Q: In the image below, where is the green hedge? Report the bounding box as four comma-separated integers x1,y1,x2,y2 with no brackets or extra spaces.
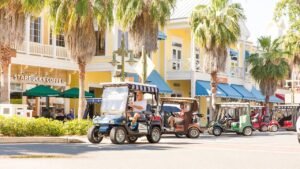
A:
0,116,93,136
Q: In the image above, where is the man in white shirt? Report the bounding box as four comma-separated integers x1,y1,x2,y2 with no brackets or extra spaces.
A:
129,91,147,126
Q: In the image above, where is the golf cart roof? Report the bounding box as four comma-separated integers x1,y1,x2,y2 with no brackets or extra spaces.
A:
274,104,300,108
217,102,250,108
100,82,159,93
160,97,197,104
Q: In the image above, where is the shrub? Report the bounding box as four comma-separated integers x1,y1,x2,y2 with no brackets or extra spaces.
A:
63,120,93,135
0,116,91,136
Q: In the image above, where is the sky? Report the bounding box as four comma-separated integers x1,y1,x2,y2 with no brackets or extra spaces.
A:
233,0,282,44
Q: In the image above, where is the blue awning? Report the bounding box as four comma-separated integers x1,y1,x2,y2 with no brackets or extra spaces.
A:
146,70,172,94
251,87,265,102
231,84,256,100
251,87,283,103
218,83,243,99
158,31,167,40
196,80,226,97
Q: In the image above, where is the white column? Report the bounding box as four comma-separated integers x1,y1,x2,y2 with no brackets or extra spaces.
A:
52,29,57,58
113,25,119,51
25,16,30,54
164,27,167,81
190,33,195,71
190,33,196,97
242,40,246,80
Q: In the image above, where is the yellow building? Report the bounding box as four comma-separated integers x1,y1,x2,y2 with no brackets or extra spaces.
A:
2,1,283,126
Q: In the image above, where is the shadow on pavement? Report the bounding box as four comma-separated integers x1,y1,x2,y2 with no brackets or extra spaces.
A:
0,142,180,156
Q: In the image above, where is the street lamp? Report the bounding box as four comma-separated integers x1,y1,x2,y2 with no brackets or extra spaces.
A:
109,32,137,82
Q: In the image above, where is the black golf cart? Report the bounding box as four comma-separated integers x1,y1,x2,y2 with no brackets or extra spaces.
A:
87,82,162,144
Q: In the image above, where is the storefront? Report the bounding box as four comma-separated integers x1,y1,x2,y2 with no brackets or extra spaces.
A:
10,64,73,117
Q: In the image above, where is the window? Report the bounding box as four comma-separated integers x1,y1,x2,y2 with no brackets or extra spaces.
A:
95,30,106,56
171,42,182,70
49,29,65,47
195,47,201,72
30,17,41,43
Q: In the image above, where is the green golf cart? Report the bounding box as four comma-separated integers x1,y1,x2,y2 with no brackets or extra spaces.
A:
208,102,253,136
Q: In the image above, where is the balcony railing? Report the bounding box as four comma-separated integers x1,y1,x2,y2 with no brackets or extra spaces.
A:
167,59,204,72
13,41,69,60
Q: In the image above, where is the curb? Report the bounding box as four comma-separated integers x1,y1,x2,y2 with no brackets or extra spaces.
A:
0,137,86,144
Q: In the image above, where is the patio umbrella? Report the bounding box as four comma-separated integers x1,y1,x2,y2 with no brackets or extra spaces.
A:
60,87,94,98
23,85,61,116
23,85,60,97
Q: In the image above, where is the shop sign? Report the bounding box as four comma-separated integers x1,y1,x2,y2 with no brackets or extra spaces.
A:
12,74,64,85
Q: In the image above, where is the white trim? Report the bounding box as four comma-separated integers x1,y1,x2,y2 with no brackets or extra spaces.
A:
86,62,114,72
12,53,77,70
190,33,195,71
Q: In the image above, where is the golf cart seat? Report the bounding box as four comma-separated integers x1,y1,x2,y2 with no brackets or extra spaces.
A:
137,104,152,122
231,122,239,128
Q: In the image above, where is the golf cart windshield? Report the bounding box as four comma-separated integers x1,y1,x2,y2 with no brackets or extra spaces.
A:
101,86,128,115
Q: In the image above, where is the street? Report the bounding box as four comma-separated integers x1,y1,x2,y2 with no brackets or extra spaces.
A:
0,131,299,169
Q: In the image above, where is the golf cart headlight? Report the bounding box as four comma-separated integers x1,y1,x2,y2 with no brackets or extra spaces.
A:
109,120,115,124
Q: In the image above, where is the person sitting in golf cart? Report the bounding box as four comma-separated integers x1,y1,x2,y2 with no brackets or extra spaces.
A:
128,90,147,127
168,103,188,130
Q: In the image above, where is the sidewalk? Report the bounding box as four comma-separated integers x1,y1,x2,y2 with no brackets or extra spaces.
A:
0,136,88,144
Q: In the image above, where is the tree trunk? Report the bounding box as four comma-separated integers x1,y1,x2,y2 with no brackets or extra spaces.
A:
0,61,10,103
265,95,270,116
210,71,218,121
0,47,15,103
78,63,86,120
143,49,147,83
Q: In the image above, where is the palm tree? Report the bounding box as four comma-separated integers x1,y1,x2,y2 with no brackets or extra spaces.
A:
190,0,245,118
0,0,44,103
248,36,289,112
115,0,176,82
47,0,113,119
282,31,300,79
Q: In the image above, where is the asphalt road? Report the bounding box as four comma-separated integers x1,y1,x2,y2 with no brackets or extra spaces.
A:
0,131,299,169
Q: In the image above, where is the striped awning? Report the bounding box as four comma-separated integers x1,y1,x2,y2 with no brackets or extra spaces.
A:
128,83,159,93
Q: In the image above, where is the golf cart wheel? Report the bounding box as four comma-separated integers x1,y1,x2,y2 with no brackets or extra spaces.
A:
147,127,161,143
110,127,127,144
126,136,138,144
87,126,103,144
212,127,222,136
243,127,253,136
175,133,186,138
187,127,200,138
260,125,268,132
270,125,278,132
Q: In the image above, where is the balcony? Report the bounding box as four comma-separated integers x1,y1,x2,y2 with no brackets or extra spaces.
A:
14,42,69,60
166,58,249,83
12,42,77,70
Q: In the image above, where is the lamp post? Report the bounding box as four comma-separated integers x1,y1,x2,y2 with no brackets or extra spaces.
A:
110,33,137,82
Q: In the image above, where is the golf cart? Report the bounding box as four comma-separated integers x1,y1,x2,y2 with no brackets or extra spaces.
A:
160,97,203,138
250,106,270,132
83,98,102,119
208,102,253,136
269,104,300,132
87,82,162,144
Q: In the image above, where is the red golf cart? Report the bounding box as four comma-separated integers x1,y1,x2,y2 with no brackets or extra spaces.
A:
250,106,270,132
268,104,300,132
